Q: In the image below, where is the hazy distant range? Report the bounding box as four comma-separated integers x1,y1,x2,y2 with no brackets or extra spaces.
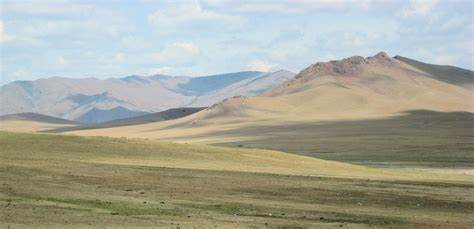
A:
0,70,294,123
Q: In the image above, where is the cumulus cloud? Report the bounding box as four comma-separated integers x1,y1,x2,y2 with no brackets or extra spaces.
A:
248,59,277,72
151,42,200,62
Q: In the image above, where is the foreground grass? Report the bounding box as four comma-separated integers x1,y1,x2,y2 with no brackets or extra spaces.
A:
1,131,474,228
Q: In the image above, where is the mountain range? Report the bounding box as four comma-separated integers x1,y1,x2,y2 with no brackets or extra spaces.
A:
0,70,294,123
61,52,473,142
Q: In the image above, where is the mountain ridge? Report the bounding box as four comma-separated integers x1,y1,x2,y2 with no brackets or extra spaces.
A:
0,112,76,125
0,70,295,122
65,52,474,142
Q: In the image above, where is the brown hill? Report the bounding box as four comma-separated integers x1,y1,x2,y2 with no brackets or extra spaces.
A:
68,52,473,144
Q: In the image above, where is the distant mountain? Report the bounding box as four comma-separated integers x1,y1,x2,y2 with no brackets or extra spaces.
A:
175,71,262,96
49,107,206,132
75,106,148,124
0,70,295,122
0,112,76,124
394,55,474,87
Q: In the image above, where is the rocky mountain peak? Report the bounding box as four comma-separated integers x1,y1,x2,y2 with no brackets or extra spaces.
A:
294,52,395,82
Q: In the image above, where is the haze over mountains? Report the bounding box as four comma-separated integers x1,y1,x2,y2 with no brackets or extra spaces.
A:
0,70,294,123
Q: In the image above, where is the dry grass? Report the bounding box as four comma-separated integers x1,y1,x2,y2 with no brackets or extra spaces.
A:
0,131,430,180
1,131,474,228
0,120,75,132
66,61,473,145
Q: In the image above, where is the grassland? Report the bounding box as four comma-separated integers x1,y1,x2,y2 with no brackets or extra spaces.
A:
1,131,474,228
207,110,474,168
0,120,76,132
69,110,474,169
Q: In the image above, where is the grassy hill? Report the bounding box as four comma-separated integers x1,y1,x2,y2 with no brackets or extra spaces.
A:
67,53,474,168
0,112,76,124
394,55,474,87
209,110,474,168
1,131,473,227
49,107,206,133
0,112,77,132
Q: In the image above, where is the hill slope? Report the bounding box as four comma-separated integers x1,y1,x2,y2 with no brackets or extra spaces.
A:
50,107,206,132
0,131,391,179
67,52,474,168
394,55,474,87
0,112,77,132
0,112,76,124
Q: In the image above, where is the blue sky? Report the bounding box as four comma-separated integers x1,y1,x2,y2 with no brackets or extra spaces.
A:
1,0,472,84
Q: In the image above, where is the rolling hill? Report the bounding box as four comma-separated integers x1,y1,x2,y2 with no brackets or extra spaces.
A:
3,131,473,228
0,70,294,123
0,112,77,132
50,107,206,132
0,112,76,124
67,52,474,167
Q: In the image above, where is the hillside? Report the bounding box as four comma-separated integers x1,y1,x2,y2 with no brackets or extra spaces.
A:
0,112,76,124
0,70,294,122
67,52,474,168
0,112,77,132
50,107,206,132
394,55,474,87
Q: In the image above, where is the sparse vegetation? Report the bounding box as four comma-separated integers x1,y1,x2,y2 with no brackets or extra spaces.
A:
209,110,474,168
1,131,473,227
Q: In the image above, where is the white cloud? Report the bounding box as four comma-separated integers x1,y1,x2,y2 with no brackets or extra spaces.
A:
248,59,277,72
151,42,200,62
399,0,439,17
148,1,243,30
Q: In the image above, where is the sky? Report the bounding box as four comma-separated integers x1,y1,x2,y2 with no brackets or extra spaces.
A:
0,0,473,84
